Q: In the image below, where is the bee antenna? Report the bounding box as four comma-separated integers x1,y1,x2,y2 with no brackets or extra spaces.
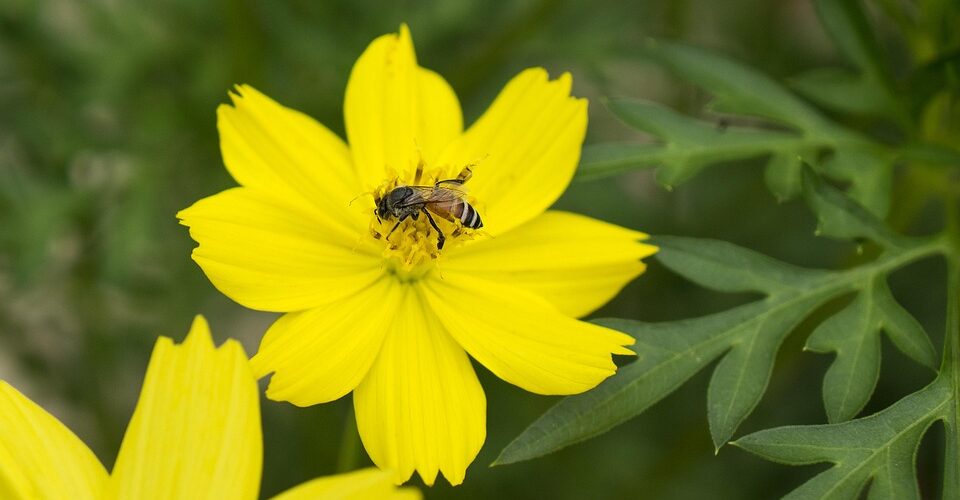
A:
348,190,377,207
468,153,490,167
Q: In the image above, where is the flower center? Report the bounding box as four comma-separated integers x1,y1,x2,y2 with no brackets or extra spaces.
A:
368,163,483,280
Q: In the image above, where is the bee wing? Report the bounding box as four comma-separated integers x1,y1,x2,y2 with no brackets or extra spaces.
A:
394,186,435,208
425,186,468,204
432,182,470,198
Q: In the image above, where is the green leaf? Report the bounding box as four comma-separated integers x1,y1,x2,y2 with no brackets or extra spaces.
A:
790,0,902,121
805,277,936,423
734,378,951,500
877,280,940,370
818,147,894,218
606,99,810,188
801,167,903,247
639,39,829,132
575,143,663,181
895,142,960,167
805,283,883,424
653,236,822,295
496,231,940,464
764,152,805,202
582,39,896,217
735,258,960,499
814,0,887,77
789,68,893,117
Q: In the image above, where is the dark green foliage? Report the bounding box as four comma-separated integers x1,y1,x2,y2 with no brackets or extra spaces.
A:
501,1,960,498
3,0,960,498
498,181,942,464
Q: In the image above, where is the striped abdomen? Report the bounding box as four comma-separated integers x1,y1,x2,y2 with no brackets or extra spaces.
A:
456,200,483,229
432,198,483,229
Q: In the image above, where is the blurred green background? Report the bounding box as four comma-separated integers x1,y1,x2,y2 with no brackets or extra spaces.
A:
0,0,948,498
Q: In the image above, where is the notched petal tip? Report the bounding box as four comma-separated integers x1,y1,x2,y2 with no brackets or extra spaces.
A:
436,67,588,234
611,336,637,356
353,290,485,489
556,70,573,93
110,316,260,499
423,275,632,396
398,22,412,44
226,83,256,103
184,314,214,346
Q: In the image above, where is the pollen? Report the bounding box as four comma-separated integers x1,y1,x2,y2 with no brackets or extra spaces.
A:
368,163,482,279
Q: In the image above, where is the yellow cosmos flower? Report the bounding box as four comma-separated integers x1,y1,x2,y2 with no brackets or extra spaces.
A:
178,25,657,485
0,316,417,500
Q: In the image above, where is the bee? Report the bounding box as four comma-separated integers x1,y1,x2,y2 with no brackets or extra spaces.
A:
375,165,483,250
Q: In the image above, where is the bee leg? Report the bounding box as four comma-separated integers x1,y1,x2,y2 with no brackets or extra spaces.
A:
386,219,403,239
421,208,446,249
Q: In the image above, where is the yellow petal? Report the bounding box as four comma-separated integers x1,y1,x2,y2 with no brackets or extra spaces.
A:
178,187,383,312
252,279,402,406
269,468,420,500
437,68,587,235
353,286,485,486
422,275,635,395
218,84,365,230
108,316,262,500
344,24,462,188
444,211,657,317
0,383,107,500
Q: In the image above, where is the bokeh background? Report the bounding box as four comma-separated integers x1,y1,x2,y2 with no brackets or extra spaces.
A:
0,0,947,498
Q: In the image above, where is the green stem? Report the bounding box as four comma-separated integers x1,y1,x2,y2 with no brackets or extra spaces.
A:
940,191,960,499
335,404,362,473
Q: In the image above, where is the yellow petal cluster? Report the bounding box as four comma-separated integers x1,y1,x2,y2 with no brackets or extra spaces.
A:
179,24,657,485
0,316,417,500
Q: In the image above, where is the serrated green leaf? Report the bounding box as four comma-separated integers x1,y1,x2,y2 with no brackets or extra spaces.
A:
819,147,894,218
805,275,937,423
639,39,829,132
706,308,810,450
802,167,903,247
492,309,755,466
496,230,941,464
796,0,902,121
735,260,960,500
789,68,893,117
653,236,823,294
873,280,938,369
575,143,664,180
805,280,884,423
606,99,810,187
590,39,896,220
734,378,951,500
814,0,887,78
765,152,804,202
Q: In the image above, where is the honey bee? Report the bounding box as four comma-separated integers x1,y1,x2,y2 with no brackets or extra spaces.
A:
375,165,483,250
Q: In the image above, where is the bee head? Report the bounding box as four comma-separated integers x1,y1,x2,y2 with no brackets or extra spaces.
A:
376,187,414,221
374,195,388,222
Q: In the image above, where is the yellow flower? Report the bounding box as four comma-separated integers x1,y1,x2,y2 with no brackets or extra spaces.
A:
0,316,417,500
178,25,657,486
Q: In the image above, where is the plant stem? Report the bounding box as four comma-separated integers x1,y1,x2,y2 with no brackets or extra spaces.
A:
940,192,960,499
335,403,362,473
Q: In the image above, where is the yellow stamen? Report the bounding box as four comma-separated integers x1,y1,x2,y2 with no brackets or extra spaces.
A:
369,163,482,280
